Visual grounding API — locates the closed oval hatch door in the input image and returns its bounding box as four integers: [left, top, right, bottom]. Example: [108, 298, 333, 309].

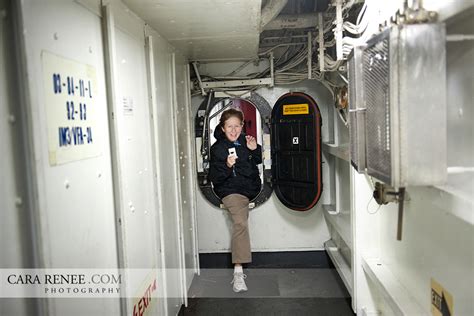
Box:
[271, 92, 323, 211]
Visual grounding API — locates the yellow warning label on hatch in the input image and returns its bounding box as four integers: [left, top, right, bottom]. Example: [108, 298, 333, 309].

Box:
[431, 278, 453, 316]
[283, 103, 309, 115]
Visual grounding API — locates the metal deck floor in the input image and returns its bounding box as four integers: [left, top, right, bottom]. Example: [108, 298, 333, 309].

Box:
[179, 268, 354, 315]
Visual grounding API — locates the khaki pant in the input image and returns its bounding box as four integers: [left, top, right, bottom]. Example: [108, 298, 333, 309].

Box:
[222, 194, 252, 264]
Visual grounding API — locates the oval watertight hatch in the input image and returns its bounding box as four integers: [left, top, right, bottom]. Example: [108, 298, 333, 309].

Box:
[195, 92, 273, 209]
[271, 92, 323, 211]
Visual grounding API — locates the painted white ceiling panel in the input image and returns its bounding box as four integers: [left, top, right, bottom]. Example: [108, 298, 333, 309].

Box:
[123, 0, 262, 60]
[171, 35, 260, 61]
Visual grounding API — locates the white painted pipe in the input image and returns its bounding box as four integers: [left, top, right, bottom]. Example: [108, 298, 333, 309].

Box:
[318, 13, 325, 72]
[307, 31, 312, 79]
[412, 0, 423, 10]
[447, 167, 474, 174]
[447, 34, 474, 42]
[335, 0, 343, 61]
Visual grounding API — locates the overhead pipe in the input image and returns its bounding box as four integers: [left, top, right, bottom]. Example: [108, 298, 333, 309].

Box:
[447, 167, 474, 174]
[192, 62, 205, 96]
[307, 31, 312, 79]
[412, 0, 423, 10]
[447, 34, 474, 42]
[260, 0, 288, 31]
[318, 13, 325, 72]
[334, 0, 343, 61]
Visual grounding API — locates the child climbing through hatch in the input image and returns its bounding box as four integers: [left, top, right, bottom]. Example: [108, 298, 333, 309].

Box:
[208, 108, 262, 293]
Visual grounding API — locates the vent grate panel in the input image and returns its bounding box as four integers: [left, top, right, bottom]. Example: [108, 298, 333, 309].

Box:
[348, 55, 357, 111]
[363, 38, 391, 182]
[349, 111, 359, 168]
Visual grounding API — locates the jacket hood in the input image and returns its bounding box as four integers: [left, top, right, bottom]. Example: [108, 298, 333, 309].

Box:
[213, 125, 226, 140]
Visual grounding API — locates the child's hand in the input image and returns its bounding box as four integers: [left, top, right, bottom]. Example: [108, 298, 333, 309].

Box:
[246, 135, 257, 150]
[226, 155, 237, 168]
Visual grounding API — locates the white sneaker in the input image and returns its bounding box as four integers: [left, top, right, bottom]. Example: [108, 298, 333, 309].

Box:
[231, 272, 248, 293]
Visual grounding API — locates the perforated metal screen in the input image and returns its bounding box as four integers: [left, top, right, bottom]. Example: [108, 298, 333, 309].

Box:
[363, 37, 391, 183]
[348, 53, 359, 169]
[349, 111, 359, 166]
[352, 25, 447, 186]
[348, 56, 357, 111]
[348, 47, 366, 172]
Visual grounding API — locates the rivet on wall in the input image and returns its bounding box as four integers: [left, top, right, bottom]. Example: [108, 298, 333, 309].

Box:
[8, 114, 15, 124]
[53, 32, 59, 40]
[64, 180, 70, 189]
[15, 197, 23, 207]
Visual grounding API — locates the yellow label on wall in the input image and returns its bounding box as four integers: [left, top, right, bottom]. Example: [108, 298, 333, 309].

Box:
[283, 103, 309, 115]
[431, 278, 453, 316]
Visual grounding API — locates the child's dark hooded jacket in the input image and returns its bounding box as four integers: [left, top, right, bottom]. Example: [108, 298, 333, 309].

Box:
[209, 127, 262, 200]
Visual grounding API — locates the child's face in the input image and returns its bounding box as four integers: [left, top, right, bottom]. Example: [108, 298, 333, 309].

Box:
[222, 116, 243, 142]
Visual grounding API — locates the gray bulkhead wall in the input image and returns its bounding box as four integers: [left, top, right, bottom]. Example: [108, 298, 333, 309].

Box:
[145, 29, 182, 314]
[192, 67, 333, 252]
[12, 0, 120, 315]
[173, 54, 199, 289]
[146, 25, 196, 315]
[104, 1, 163, 315]
[0, 0, 36, 315]
[5, 0, 196, 315]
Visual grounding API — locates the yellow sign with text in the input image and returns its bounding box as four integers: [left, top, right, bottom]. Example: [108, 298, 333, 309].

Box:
[283, 103, 309, 115]
[431, 278, 453, 316]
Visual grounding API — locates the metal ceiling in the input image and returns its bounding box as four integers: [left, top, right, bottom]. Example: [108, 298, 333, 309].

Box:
[122, 0, 263, 61]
